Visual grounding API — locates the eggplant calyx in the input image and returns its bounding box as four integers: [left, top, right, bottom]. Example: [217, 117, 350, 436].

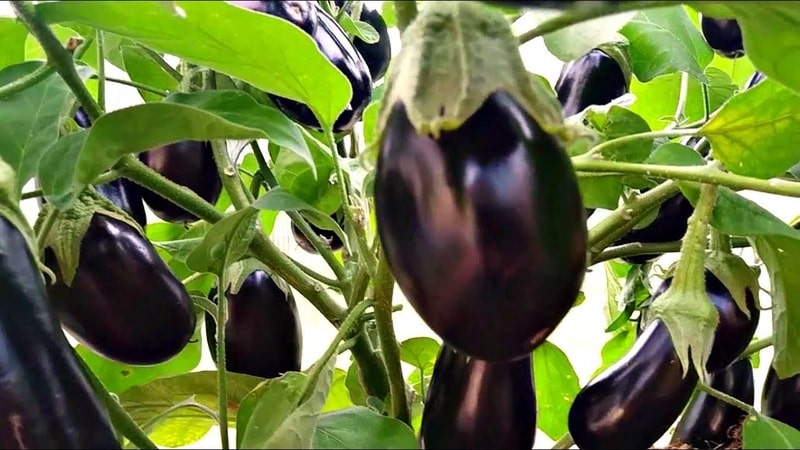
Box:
[705, 250, 760, 320]
[645, 183, 720, 383]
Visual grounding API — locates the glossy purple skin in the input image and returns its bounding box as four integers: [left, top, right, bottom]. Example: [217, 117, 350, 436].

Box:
[228, 1, 317, 34]
[0, 217, 119, 448]
[334, 0, 391, 81]
[746, 71, 766, 89]
[762, 365, 800, 430]
[205, 270, 302, 380]
[374, 91, 587, 362]
[44, 214, 196, 366]
[419, 345, 536, 449]
[138, 140, 222, 223]
[701, 16, 744, 59]
[568, 270, 760, 449]
[671, 357, 754, 449]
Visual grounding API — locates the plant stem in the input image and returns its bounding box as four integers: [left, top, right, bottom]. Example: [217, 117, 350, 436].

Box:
[551, 432, 574, 450]
[299, 299, 373, 404]
[35, 208, 58, 253]
[21, 189, 43, 200]
[96, 30, 105, 111]
[710, 227, 732, 253]
[287, 210, 348, 281]
[588, 180, 680, 253]
[11, 0, 103, 121]
[373, 248, 410, 424]
[740, 336, 774, 359]
[574, 158, 800, 199]
[517, 1, 678, 44]
[216, 272, 230, 450]
[101, 76, 169, 97]
[210, 139, 250, 210]
[0, 62, 52, 99]
[289, 256, 342, 288]
[591, 237, 751, 266]
[73, 351, 158, 450]
[671, 184, 718, 297]
[583, 128, 698, 158]
[137, 44, 183, 82]
[665, 72, 690, 130]
[394, 1, 418, 33]
[696, 381, 758, 415]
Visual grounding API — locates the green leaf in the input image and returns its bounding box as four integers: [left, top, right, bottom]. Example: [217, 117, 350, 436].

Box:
[0, 61, 92, 193]
[578, 176, 623, 210]
[629, 66, 736, 130]
[152, 238, 204, 264]
[585, 105, 652, 161]
[338, 13, 379, 45]
[647, 142, 707, 166]
[700, 78, 800, 179]
[593, 328, 636, 378]
[120, 45, 179, 102]
[345, 362, 367, 407]
[36, 0, 351, 129]
[532, 341, 580, 440]
[39, 89, 311, 208]
[619, 6, 713, 83]
[24, 23, 77, 61]
[272, 136, 340, 215]
[380, 2, 397, 28]
[118, 370, 263, 448]
[543, 13, 636, 62]
[0, 18, 29, 71]
[399, 337, 441, 399]
[742, 413, 800, 448]
[312, 407, 419, 449]
[185, 207, 259, 274]
[253, 188, 346, 246]
[237, 353, 338, 448]
[322, 368, 354, 413]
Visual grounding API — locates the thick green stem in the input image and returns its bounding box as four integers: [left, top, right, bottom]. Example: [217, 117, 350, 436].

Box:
[592, 237, 751, 266]
[696, 382, 758, 416]
[517, 1, 679, 44]
[210, 139, 250, 209]
[0, 63, 53, 99]
[11, 1, 103, 121]
[583, 128, 698, 158]
[373, 250, 410, 424]
[740, 336, 774, 359]
[588, 180, 681, 253]
[670, 184, 718, 294]
[215, 272, 230, 450]
[394, 1, 418, 33]
[289, 256, 342, 288]
[96, 30, 105, 111]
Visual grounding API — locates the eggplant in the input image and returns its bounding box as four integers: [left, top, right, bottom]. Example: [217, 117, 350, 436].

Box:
[334, 0, 391, 82]
[44, 213, 196, 365]
[72, 107, 148, 228]
[0, 216, 120, 448]
[568, 269, 760, 449]
[238, 1, 372, 133]
[670, 357, 754, 449]
[700, 15, 745, 59]
[291, 211, 345, 254]
[205, 269, 302, 379]
[138, 140, 222, 224]
[374, 90, 587, 362]
[419, 344, 536, 449]
[762, 365, 800, 431]
[554, 47, 629, 219]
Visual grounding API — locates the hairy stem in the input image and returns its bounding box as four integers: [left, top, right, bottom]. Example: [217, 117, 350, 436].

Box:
[0, 63, 52, 99]
[215, 272, 230, 450]
[394, 1, 418, 33]
[96, 30, 106, 111]
[592, 237, 751, 266]
[210, 139, 250, 210]
[373, 249, 410, 424]
[669, 184, 718, 294]
[740, 336, 774, 359]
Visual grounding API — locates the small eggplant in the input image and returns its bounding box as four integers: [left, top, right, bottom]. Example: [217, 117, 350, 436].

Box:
[700, 15, 745, 59]
[761, 364, 800, 431]
[419, 344, 536, 449]
[291, 212, 345, 254]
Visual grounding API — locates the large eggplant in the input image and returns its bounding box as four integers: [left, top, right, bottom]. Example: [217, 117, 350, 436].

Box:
[205, 269, 302, 379]
[700, 15, 744, 59]
[0, 215, 120, 448]
[374, 90, 587, 361]
[138, 140, 222, 224]
[73, 107, 148, 228]
[670, 357, 754, 449]
[762, 365, 800, 431]
[419, 344, 536, 449]
[568, 269, 760, 449]
[44, 213, 196, 365]
[334, 0, 391, 81]
[235, 1, 372, 132]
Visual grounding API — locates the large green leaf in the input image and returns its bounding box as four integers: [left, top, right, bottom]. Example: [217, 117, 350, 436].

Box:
[543, 12, 636, 62]
[399, 337, 440, 400]
[312, 407, 419, 449]
[38, 89, 310, 208]
[0, 61, 93, 193]
[35, 0, 351, 129]
[0, 18, 29, 71]
[532, 341, 580, 440]
[742, 413, 800, 448]
[700, 78, 800, 179]
[620, 6, 713, 83]
[120, 45, 179, 102]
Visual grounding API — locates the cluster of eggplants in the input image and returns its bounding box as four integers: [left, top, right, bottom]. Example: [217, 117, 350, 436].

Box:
[231, 1, 372, 133]
[670, 357, 754, 449]
[334, 0, 391, 82]
[205, 269, 302, 380]
[375, 90, 588, 362]
[0, 216, 120, 448]
[291, 211, 345, 254]
[568, 269, 760, 449]
[700, 15, 744, 59]
[419, 344, 536, 449]
[553, 47, 630, 219]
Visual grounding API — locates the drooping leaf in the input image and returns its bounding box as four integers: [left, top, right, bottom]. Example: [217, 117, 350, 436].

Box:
[185, 206, 259, 275]
[532, 341, 580, 440]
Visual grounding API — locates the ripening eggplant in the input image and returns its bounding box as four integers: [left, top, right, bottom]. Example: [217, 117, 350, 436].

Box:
[334, 0, 391, 81]
[746, 71, 766, 89]
[205, 269, 302, 379]
[670, 357, 754, 449]
[761, 365, 800, 430]
[72, 107, 148, 228]
[375, 91, 587, 362]
[237, 1, 372, 133]
[568, 269, 760, 449]
[291, 211, 345, 254]
[419, 344, 536, 449]
[554, 48, 629, 117]
[45, 213, 196, 365]
[138, 140, 222, 223]
[700, 15, 744, 59]
[0, 216, 120, 448]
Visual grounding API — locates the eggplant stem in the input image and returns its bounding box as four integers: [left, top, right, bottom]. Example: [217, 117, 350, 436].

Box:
[739, 336, 774, 359]
[592, 237, 751, 266]
[696, 381, 758, 416]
